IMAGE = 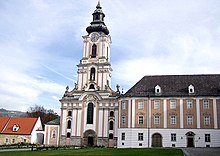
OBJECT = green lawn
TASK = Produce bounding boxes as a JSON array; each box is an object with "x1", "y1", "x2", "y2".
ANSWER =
[{"x1": 0, "y1": 148, "x2": 183, "y2": 156}]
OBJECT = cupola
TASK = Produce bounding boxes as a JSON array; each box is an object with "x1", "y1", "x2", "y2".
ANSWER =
[{"x1": 86, "y1": 1, "x2": 109, "y2": 35}]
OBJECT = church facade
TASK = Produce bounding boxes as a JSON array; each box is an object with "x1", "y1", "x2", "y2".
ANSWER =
[
  {"x1": 59, "y1": 2, "x2": 119, "y2": 147},
  {"x1": 58, "y1": 2, "x2": 220, "y2": 148}
]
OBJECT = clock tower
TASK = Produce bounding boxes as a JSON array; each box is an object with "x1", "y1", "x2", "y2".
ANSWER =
[
  {"x1": 78, "y1": 1, "x2": 112, "y2": 91},
  {"x1": 59, "y1": 1, "x2": 119, "y2": 147}
]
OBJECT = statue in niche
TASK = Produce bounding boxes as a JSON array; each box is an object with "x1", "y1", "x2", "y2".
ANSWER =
[{"x1": 90, "y1": 68, "x2": 95, "y2": 81}]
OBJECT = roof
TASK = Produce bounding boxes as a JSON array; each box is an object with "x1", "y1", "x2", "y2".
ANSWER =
[
  {"x1": 124, "y1": 74, "x2": 220, "y2": 97},
  {"x1": 0, "y1": 117, "x2": 38, "y2": 135},
  {"x1": 46, "y1": 117, "x2": 60, "y2": 125},
  {"x1": 0, "y1": 117, "x2": 10, "y2": 132}
]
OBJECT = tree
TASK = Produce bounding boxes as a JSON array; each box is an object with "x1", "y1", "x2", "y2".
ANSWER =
[{"x1": 26, "y1": 105, "x2": 59, "y2": 128}]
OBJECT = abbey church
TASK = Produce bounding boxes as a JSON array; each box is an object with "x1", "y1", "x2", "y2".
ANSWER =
[{"x1": 45, "y1": 2, "x2": 220, "y2": 148}]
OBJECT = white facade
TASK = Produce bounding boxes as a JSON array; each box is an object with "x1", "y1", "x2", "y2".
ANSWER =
[
  {"x1": 118, "y1": 128, "x2": 220, "y2": 148},
  {"x1": 59, "y1": 2, "x2": 119, "y2": 147}
]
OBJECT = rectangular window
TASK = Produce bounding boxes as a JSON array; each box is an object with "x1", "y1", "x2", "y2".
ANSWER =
[
  {"x1": 205, "y1": 134, "x2": 211, "y2": 142},
  {"x1": 204, "y1": 116, "x2": 210, "y2": 125},
  {"x1": 12, "y1": 139, "x2": 15, "y2": 144},
  {"x1": 122, "y1": 101, "x2": 126, "y2": 110},
  {"x1": 121, "y1": 133, "x2": 125, "y2": 140},
  {"x1": 122, "y1": 116, "x2": 126, "y2": 125},
  {"x1": 154, "y1": 100, "x2": 160, "y2": 109},
  {"x1": 138, "y1": 100, "x2": 144, "y2": 109},
  {"x1": 138, "y1": 116, "x2": 144, "y2": 125},
  {"x1": 138, "y1": 133, "x2": 143, "y2": 141},
  {"x1": 171, "y1": 133, "x2": 176, "y2": 141},
  {"x1": 203, "y1": 100, "x2": 209, "y2": 109},
  {"x1": 5, "y1": 138, "x2": 8, "y2": 143},
  {"x1": 23, "y1": 139, "x2": 26, "y2": 143},
  {"x1": 170, "y1": 115, "x2": 176, "y2": 125},
  {"x1": 187, "y1": 115, "x2": 193, "y2": 125},
  {"x1": 170, "y1": 100, "x2": 176, "y2": 109},
  {"x1": 187, "y1": 100, "x2": 193, "y2": 109},
  {"x1": 154, "y1": 116, "x2": 160, "y2": 125}
]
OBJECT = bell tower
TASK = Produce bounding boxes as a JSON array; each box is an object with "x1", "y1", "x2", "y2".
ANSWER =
[
  {"x1": 77, "y1": 1, "x2": 112, "y2": 91},
  {"x1": 60, "y1": 1, "x2": 119, "y2": 148}
]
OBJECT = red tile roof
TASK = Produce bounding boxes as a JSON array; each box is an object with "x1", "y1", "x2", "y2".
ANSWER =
[
  {"x1": 0, "y1": 117, "x2": 10, "y2": 132},
  {"x1": 0, "y1": 117, "x2": 38, "y2": 135}
]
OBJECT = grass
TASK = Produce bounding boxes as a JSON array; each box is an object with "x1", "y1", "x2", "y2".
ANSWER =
[{"x1": 0, "y1": 148, "x2": 183, "y2": 156}]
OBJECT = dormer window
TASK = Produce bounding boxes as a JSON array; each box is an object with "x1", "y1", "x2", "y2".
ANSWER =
[
  {"x1": 188, "y1": 85, "x2": 194, "y2": 94},
  {"x1": 12, "y1": 124, "x2": 19, "y2": 132},
  {"x1": 155, "y1": 85, "x2": 161, "y2": 94}
]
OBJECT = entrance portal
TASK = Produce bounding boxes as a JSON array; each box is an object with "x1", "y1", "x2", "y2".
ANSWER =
[
  {"x1": 186, "y1": 131, "x2": 195, "y2": 147},
  {"x1": 83, "y1": 129, "x2": 96, "y2": 147},
  {"x1": 88, "y1": 136, "x2": 94, "y2": 146},
  {"x1": 152, "y1": 133, "x2": 162, "y2": 147}
]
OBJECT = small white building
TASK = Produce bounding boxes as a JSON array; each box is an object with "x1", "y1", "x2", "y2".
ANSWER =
[{"x1": 0, "y1": 117, "x2": 43, "y2": 145}]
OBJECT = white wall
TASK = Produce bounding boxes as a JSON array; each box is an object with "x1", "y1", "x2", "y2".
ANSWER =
[{"x1": 118, "y1": 128, "x2": 220, "y2": 148}]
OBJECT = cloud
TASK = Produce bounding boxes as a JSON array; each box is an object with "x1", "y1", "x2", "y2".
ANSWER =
[{"x1": 0, "y1": 0, "x2": 220, "y2": 112}]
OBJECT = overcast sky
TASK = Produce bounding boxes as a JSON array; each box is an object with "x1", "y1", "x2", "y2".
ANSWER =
[{"x1": 0, "y1": 0, "x2": 219, "y2": 114}]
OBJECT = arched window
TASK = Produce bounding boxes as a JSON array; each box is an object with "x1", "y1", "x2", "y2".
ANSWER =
[
  {"x1": 67, "y1": 120, "x2": 71, "y2": 129},
  {"x1": 110, "y1": 111, "x2": 114, "y2": 117},
  {"x1": 68, "y1": 111, "x2": 72, "y2": 117},
  {"x1": 90, "y1": 68, "x2": 96, "y2": 81},
  {"x1": 110, "y1": 121, "x2": 114, "y2": 130},
  {"x1": 67, "y1": 132, "x2": 71, "y2": 138},
  {"x1": 91, "y1": 44, "x2": 97, "y2": 58},
  {"x1": 87, "y1": 103, "x2": 94, "y2": 124},
  {"x1": 52, "y1": 130, "x2": 56, "y2": 138},
  {"x1": 89, "y1": 84, "x2": 95, "y2": 89},
  {"x1": 109, "y1": 133, "x2": 113, "y2": 139}
]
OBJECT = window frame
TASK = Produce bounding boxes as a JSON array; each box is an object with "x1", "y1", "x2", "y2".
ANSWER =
[
  {"x1": 187, "y1": 115, "x2": 193, "y2": 125},
  {"x1": 138, "y1": 133, "x2": 144, "y2": 141},
  {"x1": 67, "y1": 120, "x2": 71, "y2": 129},
  {"x1": 154, "y1": 100, "x2": 160, "y2": 109},
  {"x1": 121, "y1": 133, "x2": 125, "y2": 140},
  {"x1": 52, "y1": 130, "x2": 56, "y2": 138},
  {"x1": 203, "y1": 99, "x2": 209, "y2": 109},
  {"x1": 204, "y1": 116, "x2": 210, "y2": 125},
  {"x1": 187, "y1": 100, "x2": 193, "y2": 109},
  {"x1": 122, "y1": 101, "x2": 126, "y2": 110},
  {"x1": 170, "y1": 115, "x2": 176, "y2": 125},
  {"x1": 68, "y1": 111, "x2": 72, "y2": 117},
  {"x1": 91, "y1": 44, "x2": 97, "y2": 58},
  {"x1": 154, "y1": 115, "x2": 160, "y2": 125},
  {"x1": 109, "y1": 121, "x2": 114, "y2": 130},
  {"x1": 122, "y1": 116, "x2": 126, "y2": 125},
  {"x1": 138, "y1": 116, "x2": 144, "y2": 125},
  {"x1": 171, "y1": 133, "x2": 176, "y2": 142},
  {"x1": 87, "y1": 103, "x2": 94, "y2": 124},
  {"x1": 205, "y1": 134, "x2": 211, "y2": 142},
  {"x1": 138, "y1": 100, "x2": 144, "y2": 109},
  {"x1": 170, "y1": 100, "x2": 176, "y2": 109}
]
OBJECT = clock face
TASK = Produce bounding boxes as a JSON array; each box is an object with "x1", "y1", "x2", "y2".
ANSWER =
[{"x1": 91, "y1": 33, "x2": 99, "y2": 42}]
